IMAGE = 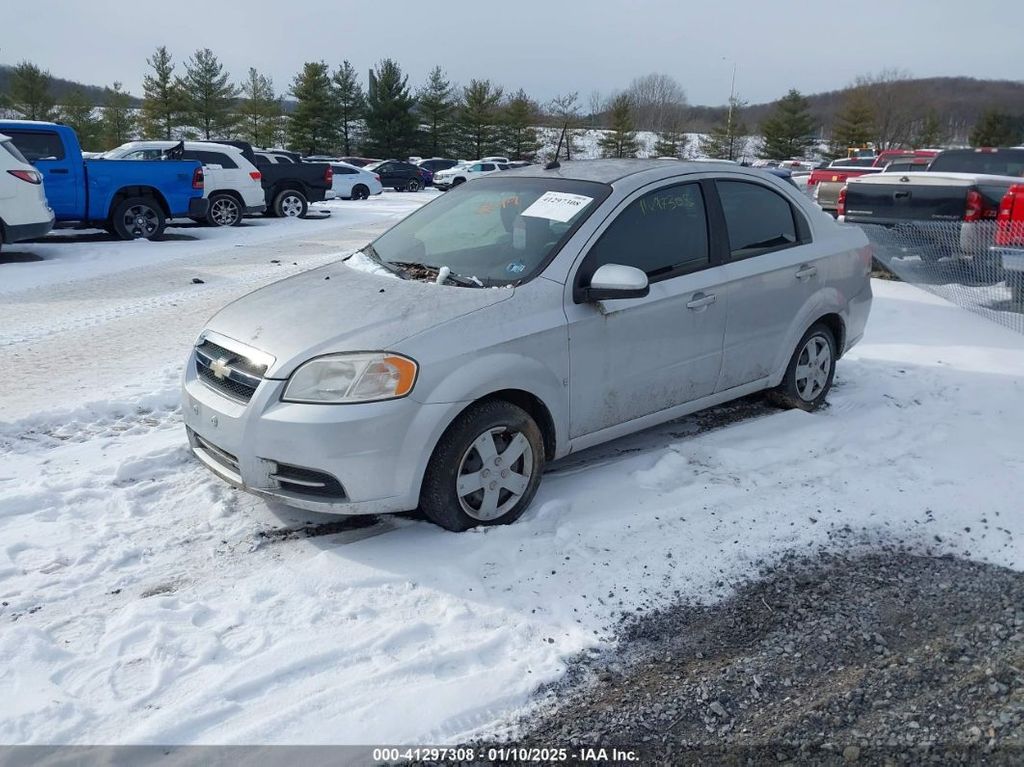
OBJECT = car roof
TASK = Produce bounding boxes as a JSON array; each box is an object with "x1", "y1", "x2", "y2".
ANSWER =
[
  {"x1": 116, "y1": 140, "x2": 242, "y2": 154},
  {"x1": 500, "y1": 158, "x2": 763, "y2": 185}
]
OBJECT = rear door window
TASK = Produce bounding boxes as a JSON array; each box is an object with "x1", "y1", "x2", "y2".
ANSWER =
[
  {"x1": 584, "y1": 182, "x2": 710, "y2": 282},
  {"x1": 7, "y1": 130, "x2": 66, "y2": 161},
  {"x1": 716, "y1": 180, "x2": 799, "y2": 259}
]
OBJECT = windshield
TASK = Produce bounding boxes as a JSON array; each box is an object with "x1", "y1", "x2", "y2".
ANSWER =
[{"x1": 368, "y1": 176, "x2": 611, "y2": 286}]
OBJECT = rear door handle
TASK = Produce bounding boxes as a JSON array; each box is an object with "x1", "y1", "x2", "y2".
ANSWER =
[
  {"x1": 686, "y1": 292, "x2": 717, "y2": 310},
  {"x1": 795, "y1": 265, "x2": 818, "y2": 280}
]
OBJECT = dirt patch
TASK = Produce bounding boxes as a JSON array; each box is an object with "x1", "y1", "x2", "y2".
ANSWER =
[{"x1": 511, "y1": 552, "x2": 1024, "y2": 765}]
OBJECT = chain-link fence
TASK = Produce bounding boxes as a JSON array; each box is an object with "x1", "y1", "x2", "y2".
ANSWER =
[{"x1": 847, "y1": 220, "x2": 1024, "y2": 335}]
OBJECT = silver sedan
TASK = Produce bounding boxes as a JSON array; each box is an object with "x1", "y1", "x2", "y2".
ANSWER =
[{"x1": 182, "y1": 160, "x2": 872, "y2": 531}]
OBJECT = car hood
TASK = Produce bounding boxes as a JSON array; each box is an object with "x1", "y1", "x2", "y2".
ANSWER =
[{"x1": 204, "y1": 258, "x2": 514, "y2": 378}]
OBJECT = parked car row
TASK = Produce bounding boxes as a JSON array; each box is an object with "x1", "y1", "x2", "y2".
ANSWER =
[{"x1": 0, "y1": 121, "x2": 430, "y2": 250}]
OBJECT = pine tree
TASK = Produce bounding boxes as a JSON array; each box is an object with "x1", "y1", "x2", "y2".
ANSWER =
[
  {"x1": 969, "y1": 109, "x2": 1022, "y2": 147},
  {"x1": 332, "y1": 61, "x2": 365, "y2": 155},
  {"x1": 699, "y1": 96, "x2": 747, "y2": 160},
  {"x1": 416, "y1": 66, "x2": 455, "y2": 157},
  {"x1": 182, "y1": 48, "x2": 238, "y2": 139},
  {"x1": 362, "y1": 59, "x2": 417, "y2": 158},
  {"x1": 500, "y1": 89, "x2": 541, "y2": 160},
  {"x1": 238, "y1": 68, "x2": 281, "y2": 147},
  {"x1": 457, "y1": 79, "x2": 503, "y2": 159},
  {"x1": 828, "y1": 90, "x2": 875, "y2": 158},
  {"x1": 141, "y1": 46, "x2": 186, "y2": 140},
  {"x1": 547, "y1": 92, "x2": 584, "y2": 160},
  {"x1": 287, "y1": 61, "x2": 338, "y2": 154},
  {"x1": 9, "y1": 61, "x2": 55, "y2": 121},
  {"x1": 759, "y1": 89, "x2": 816, "y2": 160},
  {"x1": 598, "y1": 94, "x2": 640, "y2": 158},
  {"x1": 100, "y1": 82, "x2": 137, "y2": 148},
  {"x1": 653, "y1": 120, "x2": 688, "y2": 158},
  {"x1": 58, "y1": 87, "x2": 100, "y2": 149}
]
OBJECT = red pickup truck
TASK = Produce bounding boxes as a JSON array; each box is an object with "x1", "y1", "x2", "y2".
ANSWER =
[
  {"x1": 992, "y1": 183, "x2": 1024, "y2": 303},
  {"x1": 807, "y1": 160, "x2": 884, "y2": 215}
]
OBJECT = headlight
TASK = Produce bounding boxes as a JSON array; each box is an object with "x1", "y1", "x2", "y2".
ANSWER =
[{"x1": 282, "y1": 352, "x2": 418, "y2": 404}]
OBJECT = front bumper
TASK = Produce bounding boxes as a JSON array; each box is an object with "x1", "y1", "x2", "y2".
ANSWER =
[
  {"x1": 181, "y1": 348, "x2": 461, "y2": 515},
  {"x1": 188, "y1": 197, "x2": 211, "y2": 218},
  {"x1": 992, "y1": 246, "x2": 1024, "y2": 273}
]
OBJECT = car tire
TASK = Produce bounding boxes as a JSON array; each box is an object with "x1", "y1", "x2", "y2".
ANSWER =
[
  {"x1": 770, "y1": 323, "x2": 837, "y2": 412},
  {"x1": 273, "y1": 189, "x2": 308, "y2": 218},
  {"x1": 351, "y1": 184, "x2": 369, "y2": 200},
  {"x1": 111, "y1": 196, "x2": 166, "y2": 241},
  {"x1": 207, "y1": 193, "x2": 243, "y2": 227},
  {"x1": 420, "y1": 400, "x2": 545, "y2": 532},
  {"x1": 452, "y1": 177, "x2": 466, "y2": 187},
  {"x1": 406, "y1": 178, "x2": 421, "y2": 192}
]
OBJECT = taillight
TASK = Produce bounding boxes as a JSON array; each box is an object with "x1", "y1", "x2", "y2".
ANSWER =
[
  {"x1": 324, "y1": 166, "x2": 333, "y2": 184},
  {"x1": 837, "y1": 186, "x2": 847, "y2": 217},
  {"x1": 995, "y1": 184, "x2": 1024, "y2": 246},
  {"x1": 249, "y1": 170, "x2": 262, "y2": 181},
  {"x1": 964, "y1": 189, "x2": 983, "y2": 222},
  {"x1": 7, "y1": 169, "x2": 42, "y2": 184},
  {"x1": 192, "y1": 167, "x2": 204, "y2": 190},
  {"x1": 374, "y1": 173, "x2": 381, "y2": 182}
]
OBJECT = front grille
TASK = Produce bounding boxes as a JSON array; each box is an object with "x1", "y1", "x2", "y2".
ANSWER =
[
  {"x1": 194, "y1": 339, "x2": 267, "y2": 403},
  {"x1": 270, "y1": 462, "x2": 347, "y2": 499}
]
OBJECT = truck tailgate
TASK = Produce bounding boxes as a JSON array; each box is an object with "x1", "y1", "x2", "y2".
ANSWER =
[{"x1": 844, "y1": 173, "x2": 970, "y2": 223}]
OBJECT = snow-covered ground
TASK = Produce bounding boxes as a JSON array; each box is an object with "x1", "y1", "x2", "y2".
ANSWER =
[{"x1": 1, "y1": 191, "x2": 1023, "y2": 745}]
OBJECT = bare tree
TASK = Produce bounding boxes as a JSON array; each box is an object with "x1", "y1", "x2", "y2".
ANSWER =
[
  {"x1": 854, "y1": 68, "x2": 921, "y2": 150},
  {"x1": 588, "y1": 89, "x2": 603, "y2": 128},
  {"x1": 625, "y1": 73, "x2": 688, "y2": 132},
  {"x1": 548, "y1": 92, "x2": 583, "y2": 159}
]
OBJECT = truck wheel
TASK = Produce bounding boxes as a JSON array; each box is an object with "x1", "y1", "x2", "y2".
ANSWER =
[
  {"x1": 419, "y1": 400, "x2": 545, "y2": 532},
  {"x1": 273, "y1": 189, "x2": 308, "y2": 218},
  {"x1": 406, "y1": 179, "x2": 421, "y2": 192},
  {"x1": 112, "y1": 197, "x2": 166, "y2": 240},
  {"x1": 207, "y1": 193, "x2": 243, "y2": 227},
  {"x1": 351, "y1": 184, "x2": 369, "y2": 200},
  {"x1": 769, "y1": 323, "x2": 837, "y2": 412}
]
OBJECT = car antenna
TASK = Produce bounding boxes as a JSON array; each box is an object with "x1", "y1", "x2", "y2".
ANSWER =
[{"x1": 545, "y1": 122, "x2": 569, "y2": 170}]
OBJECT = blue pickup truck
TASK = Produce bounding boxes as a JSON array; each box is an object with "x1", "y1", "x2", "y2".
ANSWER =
[{"x1": 0, "y1": 120, "x2": 209, "y2": 240}]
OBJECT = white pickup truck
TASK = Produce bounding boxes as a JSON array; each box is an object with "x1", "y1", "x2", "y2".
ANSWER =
[{"x1": 432, "y1": 160, "x2": 506, "y2": 191}]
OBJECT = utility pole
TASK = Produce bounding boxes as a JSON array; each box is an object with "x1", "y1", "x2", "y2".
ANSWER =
[{"x1": 726, "y1": 61, "x2": 737, "y2": 161}]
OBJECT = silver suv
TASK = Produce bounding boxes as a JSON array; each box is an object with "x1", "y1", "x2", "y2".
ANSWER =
[{"x1": 182, "y1": 160, "x2": 872, "y2": 531}]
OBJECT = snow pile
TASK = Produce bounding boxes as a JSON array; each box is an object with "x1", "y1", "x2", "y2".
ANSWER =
[{"x1": 1, "y1": 278, "x2": 1022, "y2": 745}]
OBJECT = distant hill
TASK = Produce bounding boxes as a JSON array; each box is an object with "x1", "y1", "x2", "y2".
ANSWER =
[
  {"x1": 0, "y1": 64, "x2": 142, "y2": 107},
  {"x1": 688, "y1": 77, "x2": 1024, "y2": 142}
]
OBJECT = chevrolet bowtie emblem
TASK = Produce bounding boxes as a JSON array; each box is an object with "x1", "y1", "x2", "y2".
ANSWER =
[{"x1": 210, "y1": 356, "x2": 232, "y2": 380}]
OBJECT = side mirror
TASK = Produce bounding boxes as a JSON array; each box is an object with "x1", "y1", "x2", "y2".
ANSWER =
[{"x1": 584, "y1": 263, "x2": 650, "y2": 302}]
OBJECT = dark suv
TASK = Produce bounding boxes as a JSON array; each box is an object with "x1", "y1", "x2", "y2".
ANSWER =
[{"x1": 365, "y1": 160, "x2": 424, "y2": 192}]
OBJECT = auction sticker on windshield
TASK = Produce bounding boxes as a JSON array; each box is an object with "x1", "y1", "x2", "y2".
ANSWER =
[{"x1": 521, "y1": 191, "x2": 594, "y2": 223}]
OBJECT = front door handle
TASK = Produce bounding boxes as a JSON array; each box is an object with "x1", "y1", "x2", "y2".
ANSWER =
[
  {"x1": 48, "y1": 168, "x2": 69, "y2": 175},
  {"x1": 795, "y1": 265, "x2": 818, "y2": 280},
  {"x1": 686, "y1": 292, "x2": 717, "y2": 310}
]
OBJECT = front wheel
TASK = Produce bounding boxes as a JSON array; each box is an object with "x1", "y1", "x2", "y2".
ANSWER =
[
  {"x1": 207, "y1": 193, "x2": 243, "y2": 227},
  {"x1": 770, "y1": 323, "x2": 837, "y2": 411},
  {"x1": 111, "y1": 197, "x2": 166, "y2": 240},
  {"x1": 406, "y1": 178, "x2": 421, "y2": 192},
  {"x1": 273, "y1": 189, "x2": 308, "y2": 218},
  {"x1": 420, "y1": 401, "x2": 545, "y2": 532}
]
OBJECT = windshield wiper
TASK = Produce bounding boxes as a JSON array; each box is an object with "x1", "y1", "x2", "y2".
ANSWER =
[{"x1": 388, "y1": 261, "x2": 484, "y2": 287}]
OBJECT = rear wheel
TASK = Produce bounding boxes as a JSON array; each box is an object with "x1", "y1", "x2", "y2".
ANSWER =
[
  {"x1": 111, "y1": 197, "x2": 166, "y2": 240},
  {"x1": 351, "y1": 184, "x2": 369, "y2": 200},
  {"x1": 420, "y1": 401, "x2": 545, "y2": 532},
  {"x1": 207, "y1": 193, "x2": 243, "y2": 227},
  {"x1": 273, "y1": 189, "x2": 308, "y2": 218},
  {"x1": 770, "y1": 323, "x2": 837, "y2": 411}
]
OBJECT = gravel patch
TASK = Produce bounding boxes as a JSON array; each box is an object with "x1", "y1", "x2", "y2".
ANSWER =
[{"x1": 508, "y1": 551, "x2": 1024, "y2": 765}]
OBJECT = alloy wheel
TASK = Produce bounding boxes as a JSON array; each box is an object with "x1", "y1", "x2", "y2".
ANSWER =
[{"x1": 122, "y1": 204, "x2": 159, "y2": 238}]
